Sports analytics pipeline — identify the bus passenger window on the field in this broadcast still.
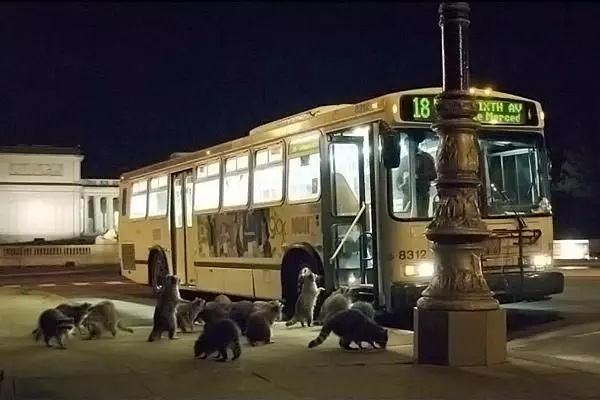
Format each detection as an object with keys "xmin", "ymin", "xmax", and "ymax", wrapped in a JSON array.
[
  {"xmin": 222, "ymin": 153, "xmax": 249, "ymax": 208},
  {"xmin": 121, "ymin": 188, "xmax": 128, "ymax": 216},
  {"xmin": 253, "ymin": 144, "xmax": 284, "ymax": 205},
  {"xmin": 194, "ymin": 161, "xmax": 220, "ymax": 212},
  {"xmin": 129, "ymin": 180, "xmax": 148, "ymax": 219},
  {"xmin": 148, "ymin": 175, "xmax": 168, "ymax": 217},
  {"xmin": 287, "ymin": 134, "xmax": 321, "ymax": 203}
]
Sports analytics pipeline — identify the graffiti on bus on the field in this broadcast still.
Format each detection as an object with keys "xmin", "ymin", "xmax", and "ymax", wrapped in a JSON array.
[{"xmin": 196, "ymin": 208, "xmax": 287, "ymax": 259}]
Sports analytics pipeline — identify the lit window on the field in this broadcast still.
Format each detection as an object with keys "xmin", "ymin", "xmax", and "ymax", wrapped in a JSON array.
[
  {"xmin": 194, "ymin": 160, "xmax": 221, "ymax": 212},
  {"xmin": 287, "ymin": 134, "xmax": 321, "ymax": 203},
  {"xmin": 223, "ymin": 153, "xmax": 249, "ymax": 208},
  {"xmin": 148, "ymin": 175, "xmax": 168, "ymax": 217},
  {"xmin": 129, "ymin": 180, "xmax": 148, "ymax": 219},
  {"xmin": 253, "ymin": 144, "xmax": 284, "ymax": 205},
  {"xmin": 185, "ymin": 175, "xmax": 194, "ymax": 227}
]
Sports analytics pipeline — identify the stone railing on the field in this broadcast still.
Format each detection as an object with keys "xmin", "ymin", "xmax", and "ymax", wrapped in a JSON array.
[{"xmin": 0, "ymin": 244, "xmax": 119, "ymax": 268}]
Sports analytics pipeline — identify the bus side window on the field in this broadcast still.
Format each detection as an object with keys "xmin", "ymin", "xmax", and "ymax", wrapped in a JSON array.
[{"xmin": 121, "ymin": 188, "xmax": 128, "ymax": 216}]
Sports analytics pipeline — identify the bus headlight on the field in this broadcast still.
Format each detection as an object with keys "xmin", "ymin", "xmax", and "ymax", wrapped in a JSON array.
[
  {"xmin": 531, "ymin": 254, "xmax": 552, "ymax": 270},
  {"xmin": 404, "ymin": 261, "xmax": 435, "ymax": 277}
]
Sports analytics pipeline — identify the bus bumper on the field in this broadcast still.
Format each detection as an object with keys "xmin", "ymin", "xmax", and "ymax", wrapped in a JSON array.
[{"xmin": 390, "ymin": 271, "xmax": 565, "ymax": 310}]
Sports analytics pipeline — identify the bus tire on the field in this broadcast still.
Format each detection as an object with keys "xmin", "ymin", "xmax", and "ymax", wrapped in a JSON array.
[
  {"xmin": 148, "ymin": 247, "xmax": 169, "ymax": 297},
  {"xmin": 280, "ymin": 244, "xmax": 323, "ymax": 320}
]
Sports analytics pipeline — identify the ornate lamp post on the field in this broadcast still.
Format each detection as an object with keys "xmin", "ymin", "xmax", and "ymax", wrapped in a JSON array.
[{"xmin": 413, "ymin": 2, "xmax": 507, "ymax": 366}]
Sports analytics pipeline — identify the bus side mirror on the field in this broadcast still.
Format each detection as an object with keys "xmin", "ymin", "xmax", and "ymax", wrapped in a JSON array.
[{"xmin": 382, "ymin": 133, "xmax": 401, "ymax": 169}]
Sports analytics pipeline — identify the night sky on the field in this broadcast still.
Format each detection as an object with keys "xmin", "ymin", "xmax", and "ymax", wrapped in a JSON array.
[{"xmin": 0, "ymin": 3, "xmax": 597, "ymax": 233}]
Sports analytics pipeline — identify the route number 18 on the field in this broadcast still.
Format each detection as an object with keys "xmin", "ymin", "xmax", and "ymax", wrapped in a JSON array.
[{"xmin": 412, "ymin": 97, "xmax": 432, "ymax": 119}]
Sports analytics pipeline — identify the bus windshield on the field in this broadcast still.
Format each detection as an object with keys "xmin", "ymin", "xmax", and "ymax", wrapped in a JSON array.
[{"xmin": 389, "ymin": 129, "xmax": 551, "ymax": 219}]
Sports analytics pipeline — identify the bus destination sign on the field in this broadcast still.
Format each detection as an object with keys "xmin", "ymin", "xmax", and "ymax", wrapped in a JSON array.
[{"xmin": 399, "ymin": 94, "xmax": 539, "ymax": 126}]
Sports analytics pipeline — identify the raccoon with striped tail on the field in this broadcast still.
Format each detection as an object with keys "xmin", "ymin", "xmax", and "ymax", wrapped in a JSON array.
[
  {"xmin": 148, "ymin": 275, "xmax": 184, "ymax": 342},
  {"xmin": 82, "ymin": 300, "xmax": 134, "ymax": 339},
  {"xmin": 33, "ymin": 308, "xmax": 75, "ymax": 349},
  {"xmin": 286, "ymin": 270, "xmax": 325, "ymax": 328},
  {"xmin": 194, "ymin": 317, "xmax": 242, "ymax": 362},
  {"xmin": 245, "ymin": 300, "xmax": 283, "ymax": 346},
  {"xmin": 176, "ymin": 297, "xmax": 206, "ymax": 333},
  {"xmin": 307, "ymin": 308, "xmax": 388, "ymax": 350},
  {"xmin": 316, "ymin": 287, "xmax": 352, "ymax": 325}
]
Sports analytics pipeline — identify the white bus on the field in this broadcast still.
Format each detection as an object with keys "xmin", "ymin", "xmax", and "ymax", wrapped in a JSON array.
[{"xmin": 117, "ymin": 87, "xmax": 564, "ymax": 316}]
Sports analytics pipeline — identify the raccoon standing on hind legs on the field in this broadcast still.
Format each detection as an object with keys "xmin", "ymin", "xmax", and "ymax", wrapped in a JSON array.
[
  {"xmin": 148, "ymin": 275, "xmax": 184, "ymax": 342},
  {"xmin": 286, "ymin": 269, "xmax": 324, "ymax": 328}
]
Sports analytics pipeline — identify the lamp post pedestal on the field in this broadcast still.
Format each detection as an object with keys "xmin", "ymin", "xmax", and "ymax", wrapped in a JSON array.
[{"xmin": 412, "ymin": 2, "xmax": 507, "ymax": 366}]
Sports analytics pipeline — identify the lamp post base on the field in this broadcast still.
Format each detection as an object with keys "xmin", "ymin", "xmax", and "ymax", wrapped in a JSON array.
[{"xmin": 413, "ymin": 307, "xmax": 507, "ymax": 366}]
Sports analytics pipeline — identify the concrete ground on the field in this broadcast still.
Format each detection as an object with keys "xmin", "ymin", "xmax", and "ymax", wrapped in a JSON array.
[{"xmin": 2, "ymin": 287, "xmax": 600, "ymax": 400}]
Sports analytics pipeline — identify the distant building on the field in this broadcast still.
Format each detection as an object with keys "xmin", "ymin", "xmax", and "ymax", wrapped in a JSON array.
[{"xmin": 0, "ymin": 145, "xmax": 119, "ymax": 244}]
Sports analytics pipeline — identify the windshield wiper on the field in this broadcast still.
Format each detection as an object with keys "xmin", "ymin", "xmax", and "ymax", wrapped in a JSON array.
[{"xmin": 490, "ymin": 183, "xmax": 527, "ymax": 229}]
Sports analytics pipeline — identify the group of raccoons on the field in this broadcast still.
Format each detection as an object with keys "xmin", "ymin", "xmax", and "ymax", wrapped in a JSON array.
[
  {"xmin": 32, "ymin": 299, "xmax": 135, "ymax": 348},
  {"xmin": 31, "ymin": 267, "xmax": 390, "ymax": 362}
]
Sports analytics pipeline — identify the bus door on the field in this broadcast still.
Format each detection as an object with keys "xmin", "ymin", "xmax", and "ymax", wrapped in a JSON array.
[
  {"xmin": 324, "ymin": 126, "xmax": 377, "ymax": 297},
  {"xmin": 170, "ymin": 169, "xmax": 194, "ymax": 284}
]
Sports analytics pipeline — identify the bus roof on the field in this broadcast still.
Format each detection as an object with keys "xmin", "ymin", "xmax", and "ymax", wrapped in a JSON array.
[{"xmin": 121, "ymin": 87, "xmax": 544, "ymax": 181}]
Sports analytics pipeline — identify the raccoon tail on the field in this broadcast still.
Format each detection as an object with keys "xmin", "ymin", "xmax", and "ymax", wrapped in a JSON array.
[
  {"xmin": 32, "ymin": 327, "xmax": 42, "ymax": 342},
  {"xmin": 117, "ymin": 321, "xmax": 134, "ymax": 334},
  {"xmin": 308, "ymin": 323, "xmax": 333, "ymax": 348}
]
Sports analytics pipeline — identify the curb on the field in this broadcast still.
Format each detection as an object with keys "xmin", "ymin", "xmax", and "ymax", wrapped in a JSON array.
[
  {"xmin": 509, "ymin": 312, "xmax": 600, "ymax": 345},
  {"xmin": 0, "ymin": 267, "xmax": 121, "ymax": 279}
]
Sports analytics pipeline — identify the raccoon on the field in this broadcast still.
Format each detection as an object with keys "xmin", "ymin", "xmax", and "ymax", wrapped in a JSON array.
[
  {"xmin": 194, "ymin": 317, "xmax": 242, "ymax": 362},
  {"xmin": 176, "ymin": 297, "xmax": 206, "ymax": 333},
  {"xmin": 253, "ymin": 300, "xmax": 283, "ymax": 321},
  {"xmin": 228, "ymin": 300, "xmax": 255, "ymax": 333},
  {"xmin": 214, "ymin": 294, "xmax": 232, "ymax": 309},
  {"xmin": 31, "ymin": 302, "xmax": 92, "ymax": 338},
  {"xmin": 316, "ymin": 288, "xmax": 351, "ymax": 325},
  {"xmin": 197, "ymin": 301, "xmax": 229, "ymax": 325},
  {"xmin": 350, "ymin": 301, "xmax": 376, "ymax": 320},
  {"xmin": 82, "ymin": 300, "xmax": 134, "ymax": 339},
  {"xmin": 33, "ymin": 308, "xmax": 75, "ymax": 349},
  {"xmin": 307, "ymin": 308, "xmax": 388, "ymax": 350},
  {"xmin": 245, "ymin": 301, "xmax": 283, "ymax": 346},
  {"xmin": 297, "ymin": 267, "xmax": 312, "ymax": 293},
  {"xmin": 286, "ymin": 271, "xmax": 324, "ymax": 328},
  {"xmin": 55, "ymin": 302, "xmax": 93, "ymax": 336},
  {"xmin": 148, "ymin": 275, "xmax": 183, "ymax": 342}
]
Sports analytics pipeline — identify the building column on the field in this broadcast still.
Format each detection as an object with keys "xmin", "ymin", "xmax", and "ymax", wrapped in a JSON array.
[
  {"xmin": 81, "ymin": 196, "xmax": 86, "ymax": 234},
  {"xmin": 107, "ymin": 197, "xmax": 114, "ymax": 231},
  {"xmin": 93, "ymin": 196, "xmax": 102, "ymax": 234},
  {"xmin": 83, "ymin": 195, "xmax": 90, "ymax": 235}
]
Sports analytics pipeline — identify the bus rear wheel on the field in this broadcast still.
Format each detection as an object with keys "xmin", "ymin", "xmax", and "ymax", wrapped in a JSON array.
[{"xmin": 148, "ymin": 249, "xmax": 168, "ymax": 297}]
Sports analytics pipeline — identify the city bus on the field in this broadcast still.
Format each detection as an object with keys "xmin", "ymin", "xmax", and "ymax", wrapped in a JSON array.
[{"xmin": 117, "ymin": 87, "xmax": 564, "ymax": 315}]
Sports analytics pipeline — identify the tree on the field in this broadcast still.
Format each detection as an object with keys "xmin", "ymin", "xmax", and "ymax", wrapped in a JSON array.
[{"xmin": 552, "ymin": 146, "xmax": 595, "ymax": 200}]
